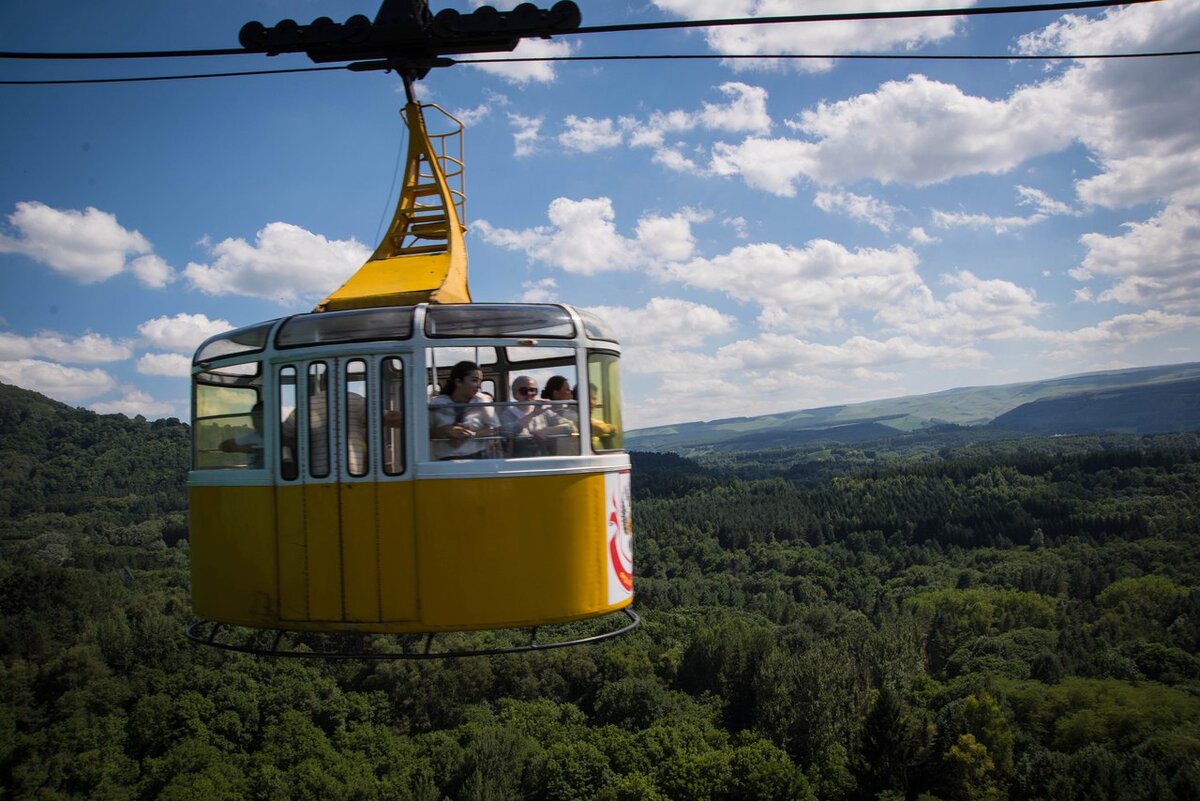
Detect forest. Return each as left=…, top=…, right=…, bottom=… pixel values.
left=1, top=379, right=1199, bottom=801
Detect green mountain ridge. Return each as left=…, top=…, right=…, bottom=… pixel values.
left=627, top=361, right=1200, bottom=453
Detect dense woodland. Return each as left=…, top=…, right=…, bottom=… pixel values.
left=1, top=380, right=1199, bottom=800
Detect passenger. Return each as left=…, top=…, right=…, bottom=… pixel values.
left=429, top=361, right=500, bottom=460
left=220, top=401, right=264, bottom=467
left=501, top=375, right=548, bottom=458
left=540, top=375, right=581, bottom=455
left=580, top=382, right=617, bottom=449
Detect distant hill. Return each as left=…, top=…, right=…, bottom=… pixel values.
left=627, top=362, right=1200, bottom=453
left=0, top=380, right=190, bottom=521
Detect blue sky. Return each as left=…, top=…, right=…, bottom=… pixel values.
left=1, top=0, right=1198, bottom=429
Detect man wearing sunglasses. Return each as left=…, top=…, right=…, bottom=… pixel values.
left=501, top=375, right=551, bottom=458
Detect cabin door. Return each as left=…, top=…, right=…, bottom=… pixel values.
left=275, top=356, right=418, bottom=624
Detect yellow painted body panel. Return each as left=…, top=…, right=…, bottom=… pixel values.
left=190, top=472, right=625, bottom=633
left=317, top=250, right=469, bottom=312
left=190, top=486, right=280, bottom=626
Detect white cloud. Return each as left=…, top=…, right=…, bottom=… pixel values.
left=908, top=227, right=939, bottom=245
left=509, top=113, right=543, bottom=158
left=0, top=359, right=116, bottom=402
left=931, top=185, right=1075, bottom=234
left=474, top=198, right=706, bottom=275
left=652, top=0, right=973, bottom=73
left=452, top=102, right=492, bottom=127
left=814, top=190, right=898, bottom=232
left=723, top=216, right=750, bottom=239
left=136, top=352, right=192, bottom=377
left=0, top=331, right=131, bottom=364
left=466, top=37, right=576, bottom=85
left=1015, top=1, right=1200, bottom=209
left=129, top=254, right=175, bottom=288
left=878, top=270, right=1045, bottom=341
left=90, top=388, right=175, bottom=418
left=559, top=116, right=624, bottom=153
left=618, top=83, right=770, bottom=164
left=698, top=83, right=772, bottom=134
left=1039, top=310, right=1200, bottom=358
left=667, top=239, right=925, bottom=332
left=137, top=313, right=233, bottom=353
left=0, top=202, right=153, bottom=283
left=931, top=209, right=1042, bottom=235
left=184, top=222, right=370, bottom=305
left=1075, top=202, right=1200, bottom=309
left=585, top=297, right=736, bottom=350
left=518, top=277, right=558, bottom=303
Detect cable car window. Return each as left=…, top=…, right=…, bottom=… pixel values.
left=576, top=308, right=619, bottom=343
left=425, top=304, right=575, bottom=338
left=192, top=363, right=263, bottom=469
left=308, top=363, right=330, bottom=478
left=194, top=321, right=275, bottom=364
left=381, top=358, right=405, bottom=476
left=430, top=346, right=497, bottom=367
left=279, top=366, right=298, bottom=481
left=276, top=307, right=414, bottom=349
left=505, top=346, right=574, bottom=364
left=587, top=352, right=624, bottom=452
left=346, top=360, right=369, bottom=477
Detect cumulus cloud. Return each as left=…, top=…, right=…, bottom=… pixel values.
left=0, top=201, right=161, bottom=284
left=138, top=313, right=233, bottom=353
left=184, top=223, right=370, bottom=305
left=466, top=37, right=576, bottom=85
left=1038, top=310, right=1200, bottom=359
left=652, top=0, right=974, bottom=73
left=877, top=270, right=1045, bottom=341
left=0, top=331, right=131, bottom=364
left=585, top=297, right=736, bottom=350
left=620, top=82, right=772, bottom=158
left=814, top=190, right=898, bottom=231
left=931, top=185, right=1076, bottom=234
left=1076, top=201, right=1200, bottom=309
left=667, top=239, right=925, bottom=332
left=129, top=254, right=175, bottom=288
left=1016, top=0, right=1200, bottom=209
left=0, top=359, right=116, bottom=402
left=136, top=352, right=192, bottom=377
left=559, top=116, right=623, bottom=153
left=90, top=388, right=175, bottom=418
left=713, top=75, right=1075, bottom=196
left=509, top=113, right=543, bottom=157
left=474, top=198, right=707, bottom=275
left=518, top=277, right=558, bottom=303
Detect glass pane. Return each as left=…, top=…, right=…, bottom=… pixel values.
left=277, top=307, right=414, bottom=349
left=346, top=360, right=368, bottom=477
left=425, top=304, right=575, bottom=338
left=308, top=363, right=330, bottom=478
left=194, top=320, right=275, bottom=364
left=428, top=397, right=505, bottom=461
left=504, top=346, right=575, bottom=364
left=587, top=352, right=624, bottom=452
left=279, top=367, right=298, bottom=481
left=381, top=358, right=405, bottom=476
left=576, top=308, right=619, bottom=343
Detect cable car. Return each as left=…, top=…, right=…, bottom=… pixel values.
left=186, top=96, right=636, bottom=658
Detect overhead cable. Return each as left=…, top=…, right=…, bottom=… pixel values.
left=0, top=1, right=1163, bottom=62
left=3, top=48, right=1198, bottom=86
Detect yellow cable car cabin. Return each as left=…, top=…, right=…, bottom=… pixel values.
left=187, top=303, right=635, bottom=656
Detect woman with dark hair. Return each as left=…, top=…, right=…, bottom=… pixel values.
left=531, top=374, right=579, bottom=456
left=540, top=374, right=572, bottom=402
left=429, top=360, right=499, bottom=459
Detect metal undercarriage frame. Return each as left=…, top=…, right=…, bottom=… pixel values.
left=186, top=607, right=640, bottom=659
